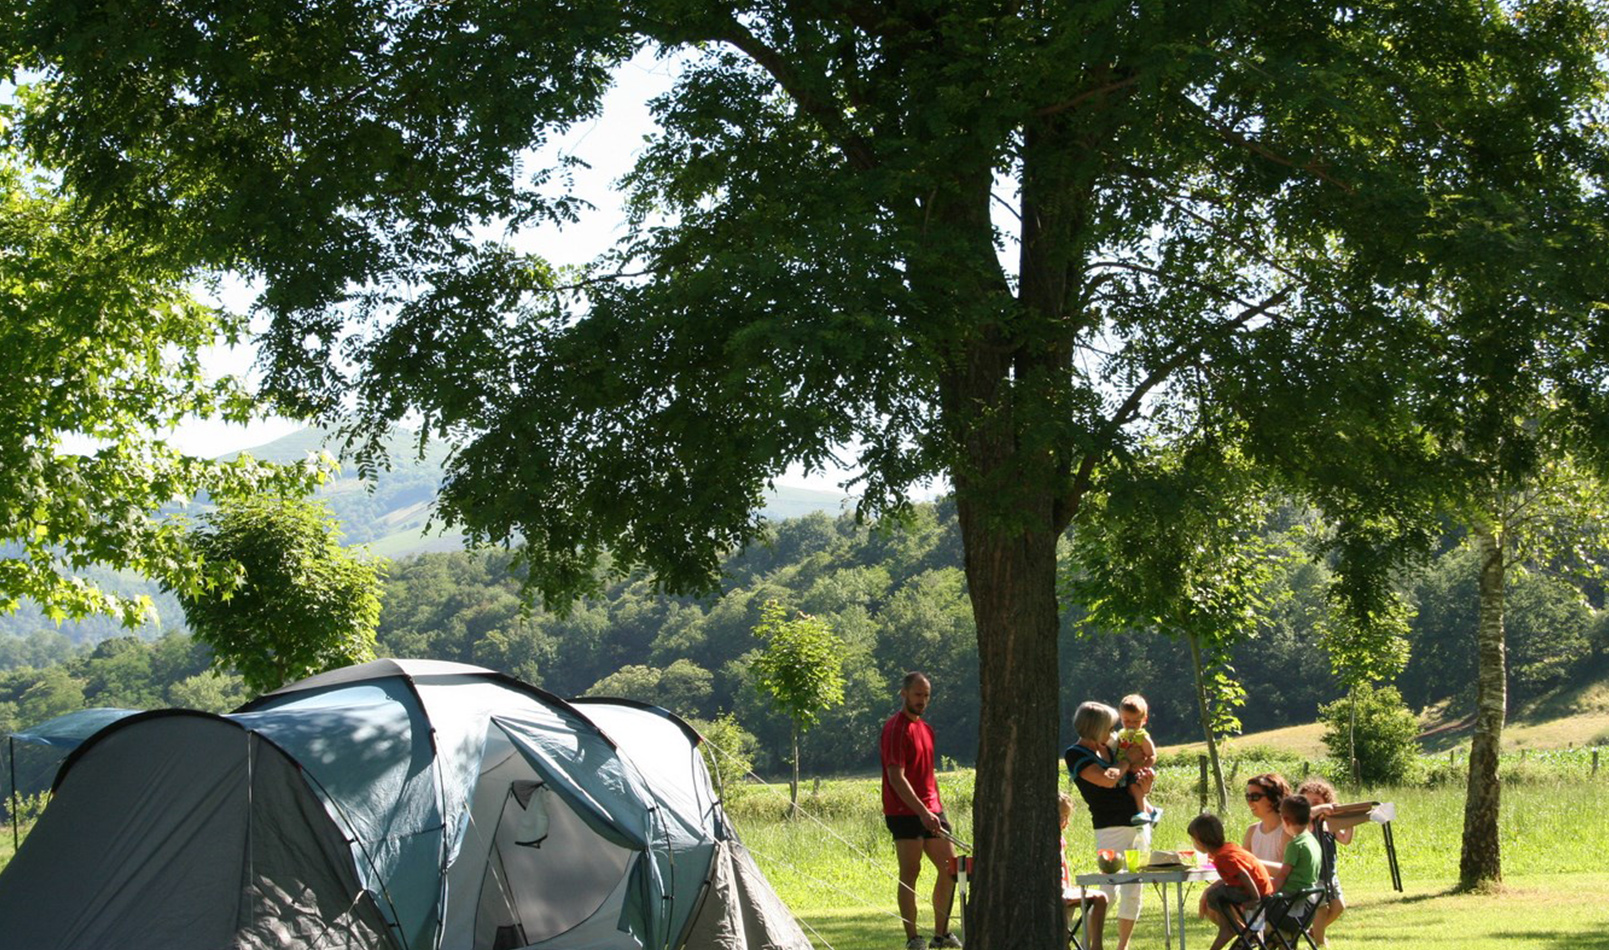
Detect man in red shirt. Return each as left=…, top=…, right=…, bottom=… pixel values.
left=881, top=672, right=961, bottom=949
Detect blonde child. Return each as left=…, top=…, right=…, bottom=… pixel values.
left=1298, top=778, right=1351, bottom=947
left=1059, top=792, right=1109, bottom=950
left=1112, top=695, right=1161, bottom=826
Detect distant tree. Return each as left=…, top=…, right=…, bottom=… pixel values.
left=584, top=659, right=714, bottom=715
left=167, top=670, right=249, bottom=713
left=1451, top=443, right=1609, bottom=888
left=177, top=495, right=386, bottom=694
left=687, top=711, right=761, bottom=792
left=15, top=666, right=84, bottom=726
left=751, top=600, right=845, bottom=814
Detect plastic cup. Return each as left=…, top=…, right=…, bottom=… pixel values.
left=1124, top=849, right=1141, bottom=872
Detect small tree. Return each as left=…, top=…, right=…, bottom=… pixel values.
left=688, top=711, right=762, bottom=795
left=751, top=599, right=845, bottom=814
left=1069, top=439, right=1281, bottom=812
left=1317, top=683, right=1420, bottom=786
left=177, top=495, right=385, bottom=694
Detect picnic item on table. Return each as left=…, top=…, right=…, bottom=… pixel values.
left=1142, top=849, right=1199, bottom=870
left=1097, top=849, right=1124, bottom=873
left=1124, top=848, right=1142, bottom=871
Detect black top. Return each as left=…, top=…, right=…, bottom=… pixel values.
left=1066, top=742, right=1136, bottom=830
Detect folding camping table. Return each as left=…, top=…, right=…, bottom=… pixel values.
left=1075, top=866, right=1219, bottom=950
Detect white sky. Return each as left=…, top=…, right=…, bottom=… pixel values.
left=175, top=51, right=875, bottom=496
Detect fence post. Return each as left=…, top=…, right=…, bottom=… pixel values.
left=1593, top=749, right=1599, bottom=777
left=1449, top=748, right=1457, bottom=766
left=1199, top=755, right=1209, bottom=812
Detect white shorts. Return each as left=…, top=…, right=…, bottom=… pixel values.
left=1093, top=825, right=1151, bottom=921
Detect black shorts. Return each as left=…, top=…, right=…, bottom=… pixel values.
left=1205, top=881, right=1258, bottom=914
left=885, top=812, right=951, bottom=840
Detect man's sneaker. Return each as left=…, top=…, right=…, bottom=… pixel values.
left=1148, top=807, right=1164, bottom=825
left=905, top=937, right=927, bottom=950
left=1129, top=811, right=1149, bottom=826
left=931, top=933, right=963, bottom=948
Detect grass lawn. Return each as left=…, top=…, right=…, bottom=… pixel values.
left=732, top=765, right=1609, bottom=950
left=5, top=752, right=1606, bottom=949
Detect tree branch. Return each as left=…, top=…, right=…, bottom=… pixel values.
left=1055, top=286, right=1294, bottom=531
left=1183, top=98, right=1355, bottom=194
left=1035, top=75, right=1142, bottom=118
left=716, top=17, right=880, bottom=172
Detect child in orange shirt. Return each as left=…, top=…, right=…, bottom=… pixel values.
left=1189, top=812, right=1273, bottom=950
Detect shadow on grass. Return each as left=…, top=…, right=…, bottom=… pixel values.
left=1509, top=933, right=1609, bottom=950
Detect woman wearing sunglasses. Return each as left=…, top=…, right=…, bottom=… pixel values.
left=1242, top=773, right=1293, bottom=870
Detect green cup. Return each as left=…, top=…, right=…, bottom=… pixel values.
left=1124, top=849, right=1141, bottom=872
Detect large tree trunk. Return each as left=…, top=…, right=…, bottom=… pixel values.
left=923, top=100, right=1099, bottom=949
left=958, top=493, right=1065, bottom=950
left=1460, top=522, right=1506, bottom=888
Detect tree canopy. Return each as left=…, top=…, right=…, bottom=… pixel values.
left=0, top=134, right=319, bottom=629
left=9, top=1, right=1609, bottom=941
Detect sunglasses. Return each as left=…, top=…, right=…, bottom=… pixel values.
left=1244, top=792, right=1267, bottom=802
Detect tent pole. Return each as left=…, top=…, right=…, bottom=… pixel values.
left=9, top=736, right=18, bottom=854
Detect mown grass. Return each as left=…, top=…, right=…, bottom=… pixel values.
left=729, top=756, right=1609, bottom=950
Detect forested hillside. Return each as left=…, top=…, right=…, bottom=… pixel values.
left=5, top=498, right=1605, bottom=782
left=0, top=426, right=853, bottom=642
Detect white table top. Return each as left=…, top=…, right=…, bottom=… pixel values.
left=1075, top=867, right=1220, bottom=885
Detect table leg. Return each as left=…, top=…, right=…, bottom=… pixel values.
left=1176, top=881, right=1187, bottom=950
left=1160, top=882, right=1172, bottom=950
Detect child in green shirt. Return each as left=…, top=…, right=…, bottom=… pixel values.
left=1271, top=794, right=1322, bottom=895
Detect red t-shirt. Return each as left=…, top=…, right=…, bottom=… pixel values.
left=880, top=711, right=942, bottom=816
left=1212, top=842, right=1273, bottom=897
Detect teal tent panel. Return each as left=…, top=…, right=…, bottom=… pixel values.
left=9, top=707, right=140, bottom=749
left=236, top=678, right=444, bottom=950
left=576, top=703, right=722, bottom=945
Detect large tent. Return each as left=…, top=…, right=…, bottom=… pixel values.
left=0, top=659, right=809, bottom=950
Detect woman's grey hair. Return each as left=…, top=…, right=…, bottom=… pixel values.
left=1072, top=701, right=1118, bottom=742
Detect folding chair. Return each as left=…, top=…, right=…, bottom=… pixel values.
left=1064, top=889, right=1090, bottom=950
left=1228, top=884, right=1325, bottom=950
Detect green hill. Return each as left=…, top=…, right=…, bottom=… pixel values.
left=231, top=426, right=856, bottom=558
left=0, top=427, right=858, bottom=642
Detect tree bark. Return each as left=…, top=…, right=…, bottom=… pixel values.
left=1460, top=523, right=1506, bottom=888
left=1186, top=631, right=1229, bottom=812
left=790, top=720, right=800, bottom=818
left=958, top=490, right=1065, bottom=950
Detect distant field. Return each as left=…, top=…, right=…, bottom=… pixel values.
left=1160, top=720, right=1330, bottom=759
left=1160, top=701, right=1609, bottom=761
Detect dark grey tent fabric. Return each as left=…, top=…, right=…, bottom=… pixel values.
left=0, top=661, right=810, bottom=950
left=680, top=840, right=813, bottom=950
left=0, top=713, right=395, bottom=950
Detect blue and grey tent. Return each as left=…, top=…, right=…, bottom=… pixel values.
left=0, top=659, right=808, bottom=950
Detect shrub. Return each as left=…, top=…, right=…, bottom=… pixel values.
left=689, top=712, right=761, bottom=792
left=1319, top=683, right=1422, bottom=786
